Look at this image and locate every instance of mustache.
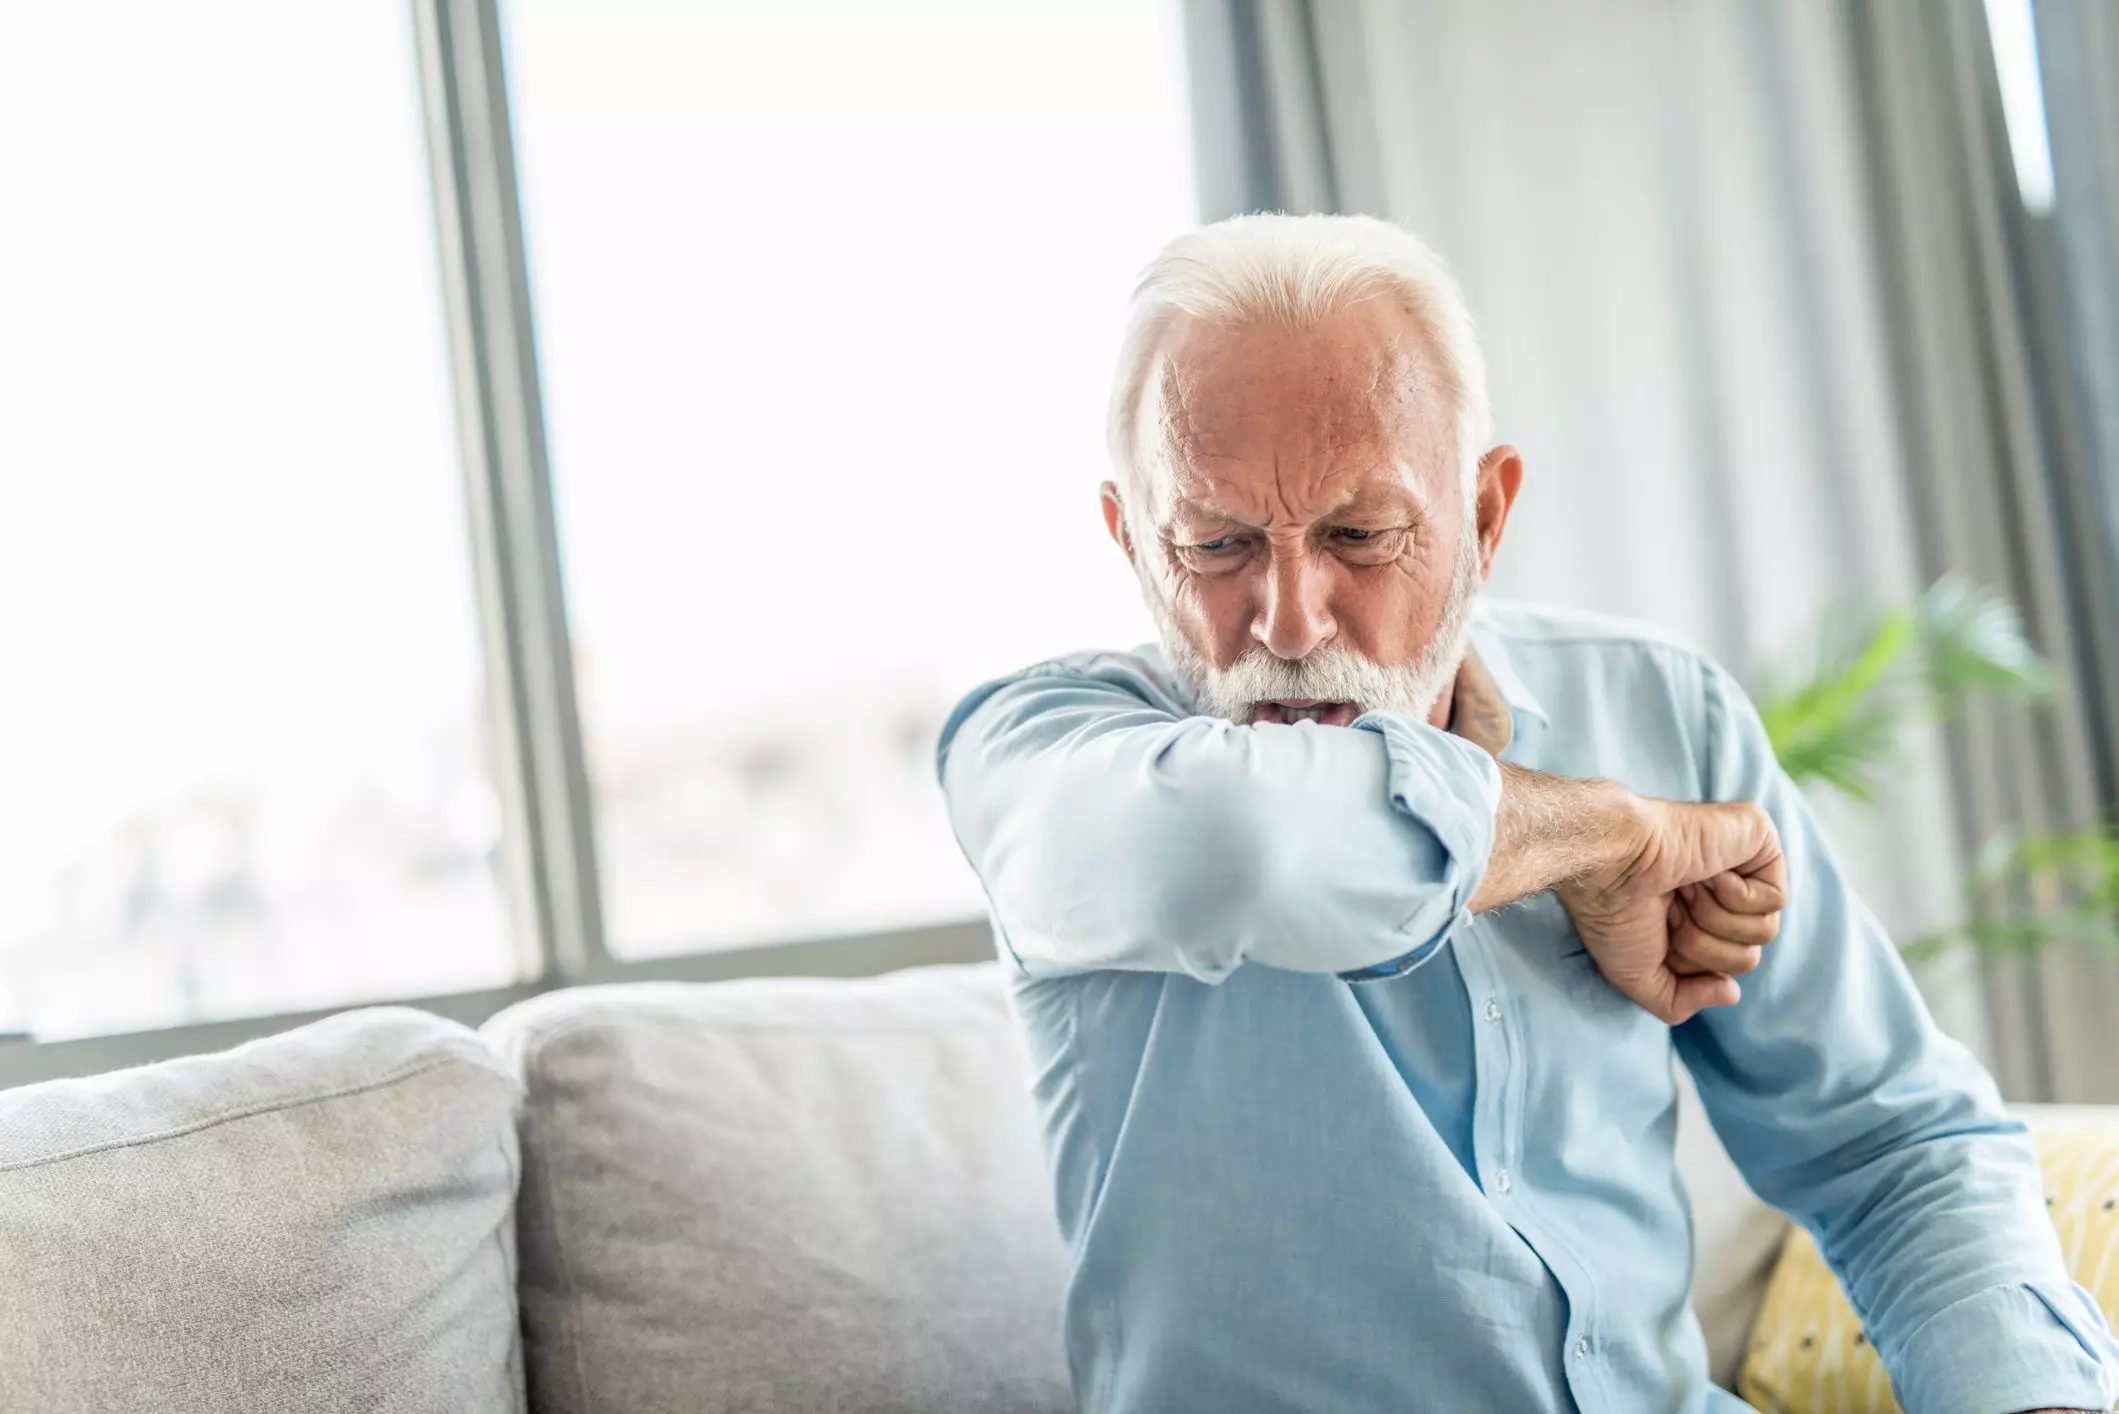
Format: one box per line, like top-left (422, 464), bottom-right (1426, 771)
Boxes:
top-left (1209, 643), bottom-right (1396, 702)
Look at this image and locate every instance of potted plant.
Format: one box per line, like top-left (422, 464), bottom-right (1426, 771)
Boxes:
top-left (1752, 576), bottom-right (2119, 965)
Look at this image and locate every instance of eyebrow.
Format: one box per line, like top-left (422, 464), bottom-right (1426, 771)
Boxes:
top-left (1169, 483), bottom-right (1422, 527)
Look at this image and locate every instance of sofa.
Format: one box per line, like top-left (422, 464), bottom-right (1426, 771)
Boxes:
top-left (0, 960), bottom-right (2098, 1413)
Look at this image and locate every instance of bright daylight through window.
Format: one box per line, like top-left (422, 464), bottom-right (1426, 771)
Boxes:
top-left (504, 1), bottom-right (1196, 956)
top-left (0, 0), bottom-right (1198, 1041)
top-left (0, 4), bottom-right (520, 1041)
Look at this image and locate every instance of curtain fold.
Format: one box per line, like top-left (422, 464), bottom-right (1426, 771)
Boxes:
top-left (1183, 0), bottom-right (1342, 219)
top-left (2030, 0), bottom-right (2119, 792)
top-left (1849, 0), bottom-right (2119, 1100)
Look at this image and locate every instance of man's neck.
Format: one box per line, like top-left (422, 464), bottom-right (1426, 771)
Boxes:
top-left (1430, 684), bottom-right (1456, 733)
top-left (1441, 649), bottom-right (1516, 757)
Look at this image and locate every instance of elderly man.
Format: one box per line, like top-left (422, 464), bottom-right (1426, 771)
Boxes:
top-left (937, 214), bottom-right (2119, 1413)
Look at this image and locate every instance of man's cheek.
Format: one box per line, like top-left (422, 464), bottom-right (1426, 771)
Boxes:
top-left (1182, 585), bottom-right (1251, 663)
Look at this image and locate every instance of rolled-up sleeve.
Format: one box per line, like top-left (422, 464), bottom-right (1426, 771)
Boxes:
top-left (936, 654), bottom-right (1501, 984)
top-left (1674, 659), bottom-right (2119, 1414)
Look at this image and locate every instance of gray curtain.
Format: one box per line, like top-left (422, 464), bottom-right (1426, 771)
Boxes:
top-left (1183, 0), bottom-right (1345, 219)
top-left (1180, 0), bottom-right (2119, 1093)
top-left (1852, 0), bottom-right (2119, 1101)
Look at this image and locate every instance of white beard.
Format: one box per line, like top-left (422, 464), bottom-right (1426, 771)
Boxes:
top-left (1141, 514), bottom-right (1482, 723)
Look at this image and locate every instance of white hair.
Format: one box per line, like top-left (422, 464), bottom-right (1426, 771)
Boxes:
top-left (1106, 212), bottom-right (1492, 526)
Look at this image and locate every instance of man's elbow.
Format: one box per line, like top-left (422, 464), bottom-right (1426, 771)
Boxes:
top-left (1101, 793), bottom-right (1432, 980)
top-left (983, 779), bottom-right (1287, 981)
top-left (984, 772), bottom-right (1433, 981)
top-left (1098, 786), bottom-right (1288, 976)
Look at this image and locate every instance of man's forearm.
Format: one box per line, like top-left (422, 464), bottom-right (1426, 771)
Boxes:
top-left (1468, 763), bottom-right (1640, 914)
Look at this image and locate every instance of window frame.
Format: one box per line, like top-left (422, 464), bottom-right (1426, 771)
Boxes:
top-left (0, 0), bottom-right (989, 1090)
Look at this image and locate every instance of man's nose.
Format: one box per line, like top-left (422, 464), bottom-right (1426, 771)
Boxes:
top-left (1253, 548), bottom-right (1336, 660)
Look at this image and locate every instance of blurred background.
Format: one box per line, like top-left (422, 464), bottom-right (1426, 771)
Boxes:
top-left (2, 0), bottom-right (2114, 1100)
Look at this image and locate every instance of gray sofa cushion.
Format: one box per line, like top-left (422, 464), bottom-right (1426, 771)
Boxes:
top-left (483, 962), bottom-right (1072, 1414)
top-left (0, 1007), bottom-right (523, 1414)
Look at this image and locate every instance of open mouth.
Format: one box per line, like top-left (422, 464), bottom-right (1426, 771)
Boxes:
top-left (1249, 699), bottom-right (1359, 727)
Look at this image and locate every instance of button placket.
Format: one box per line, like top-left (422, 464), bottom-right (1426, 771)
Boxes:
top-left (1459, 921), bottom-right (1515, 1201)
top-left (1472, 911), bottom-right (1608, 1409)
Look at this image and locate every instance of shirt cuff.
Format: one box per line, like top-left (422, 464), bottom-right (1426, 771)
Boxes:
top-left (1335, 714), bottom-right (1502, 983)
top-left (1889, 1281), bottom-right (2119, 1414)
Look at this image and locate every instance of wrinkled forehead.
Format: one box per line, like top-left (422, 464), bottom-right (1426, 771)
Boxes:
top-left (1136, 303), bottom-right (1459, 522)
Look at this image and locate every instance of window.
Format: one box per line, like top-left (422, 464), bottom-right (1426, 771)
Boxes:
top-left (0, 4), bottom-right (520, 1041)
top-left (0, 0), bottom-right (1194, 1069)
top-left (503, 1), bottom-right (1195, 956)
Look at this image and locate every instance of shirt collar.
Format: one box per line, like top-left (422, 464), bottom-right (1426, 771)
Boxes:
top-left (1458, 615), bottom-right (1549, 755)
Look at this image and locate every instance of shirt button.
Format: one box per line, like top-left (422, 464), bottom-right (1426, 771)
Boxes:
top-left (1496, 1169), bottom-right (1513, 1194)
top-left (1483, 996), bottom-right (1501, 1022)
top-left (1574, 1336), bottom-right (1590, 1358)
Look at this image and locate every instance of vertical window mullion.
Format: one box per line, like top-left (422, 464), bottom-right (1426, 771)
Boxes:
top-left (410, 0), bottom-right (606, 988)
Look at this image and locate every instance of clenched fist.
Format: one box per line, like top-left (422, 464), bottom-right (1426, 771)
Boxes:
top-left (1557, 797), bottom-right (1786, 1024)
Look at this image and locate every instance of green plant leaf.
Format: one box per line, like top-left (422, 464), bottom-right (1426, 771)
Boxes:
top-left (1912, 574), bottom-right (2050, 700)
top-left (1896, 929), bottom-right (1958, 966)
top-left (1754, 580), bottom-right (2113, 969)
top-left (1768, 702), bottom-right (1901, 802)
top-left (1752, 577), bottom-right (2050, 797)
top-left (1960, 913), bottom-right (2119, 955)
top-left (1757, 606), bottom-right (1916, 796)
top-left (1968, 824), bottom-right (2119, 907)
top-left (1904, 823), bottom-right (2119, 967)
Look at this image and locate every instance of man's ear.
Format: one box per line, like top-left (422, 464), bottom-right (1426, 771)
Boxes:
top-left (1100, 481), bottom-right (1136, 565)
top-left (1473, 446), bottom-right (1524, 578)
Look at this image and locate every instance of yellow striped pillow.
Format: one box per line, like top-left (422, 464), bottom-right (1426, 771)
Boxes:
top-left (1737, 1123), bottom-right (2119, 1412)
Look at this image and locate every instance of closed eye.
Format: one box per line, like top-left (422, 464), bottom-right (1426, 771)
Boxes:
top-left (1169, 531), bottom-right (1256, 575)
top-left (1328, 525), bottom-right (1408, 562)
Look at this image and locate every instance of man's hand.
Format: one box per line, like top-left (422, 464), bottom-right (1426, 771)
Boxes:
top-left (1555, 796), bottom-right (1786, 1024)
top-left (1468, 766), bottom-right (1787, 1024)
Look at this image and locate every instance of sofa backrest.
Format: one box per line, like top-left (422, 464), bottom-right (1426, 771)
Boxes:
top-left (481, 962), bottom-right (1074, 1414)
top-left (483, 959), bottom-right (1792, 1409)
top-left (0, 1007), bottom-right (523, 1414)
top-left (0, 960), bottom-right (1798, 1412)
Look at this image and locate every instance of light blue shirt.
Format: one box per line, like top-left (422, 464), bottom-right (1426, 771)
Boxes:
top-left (938, 599), bottom-right (2119, 1414)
